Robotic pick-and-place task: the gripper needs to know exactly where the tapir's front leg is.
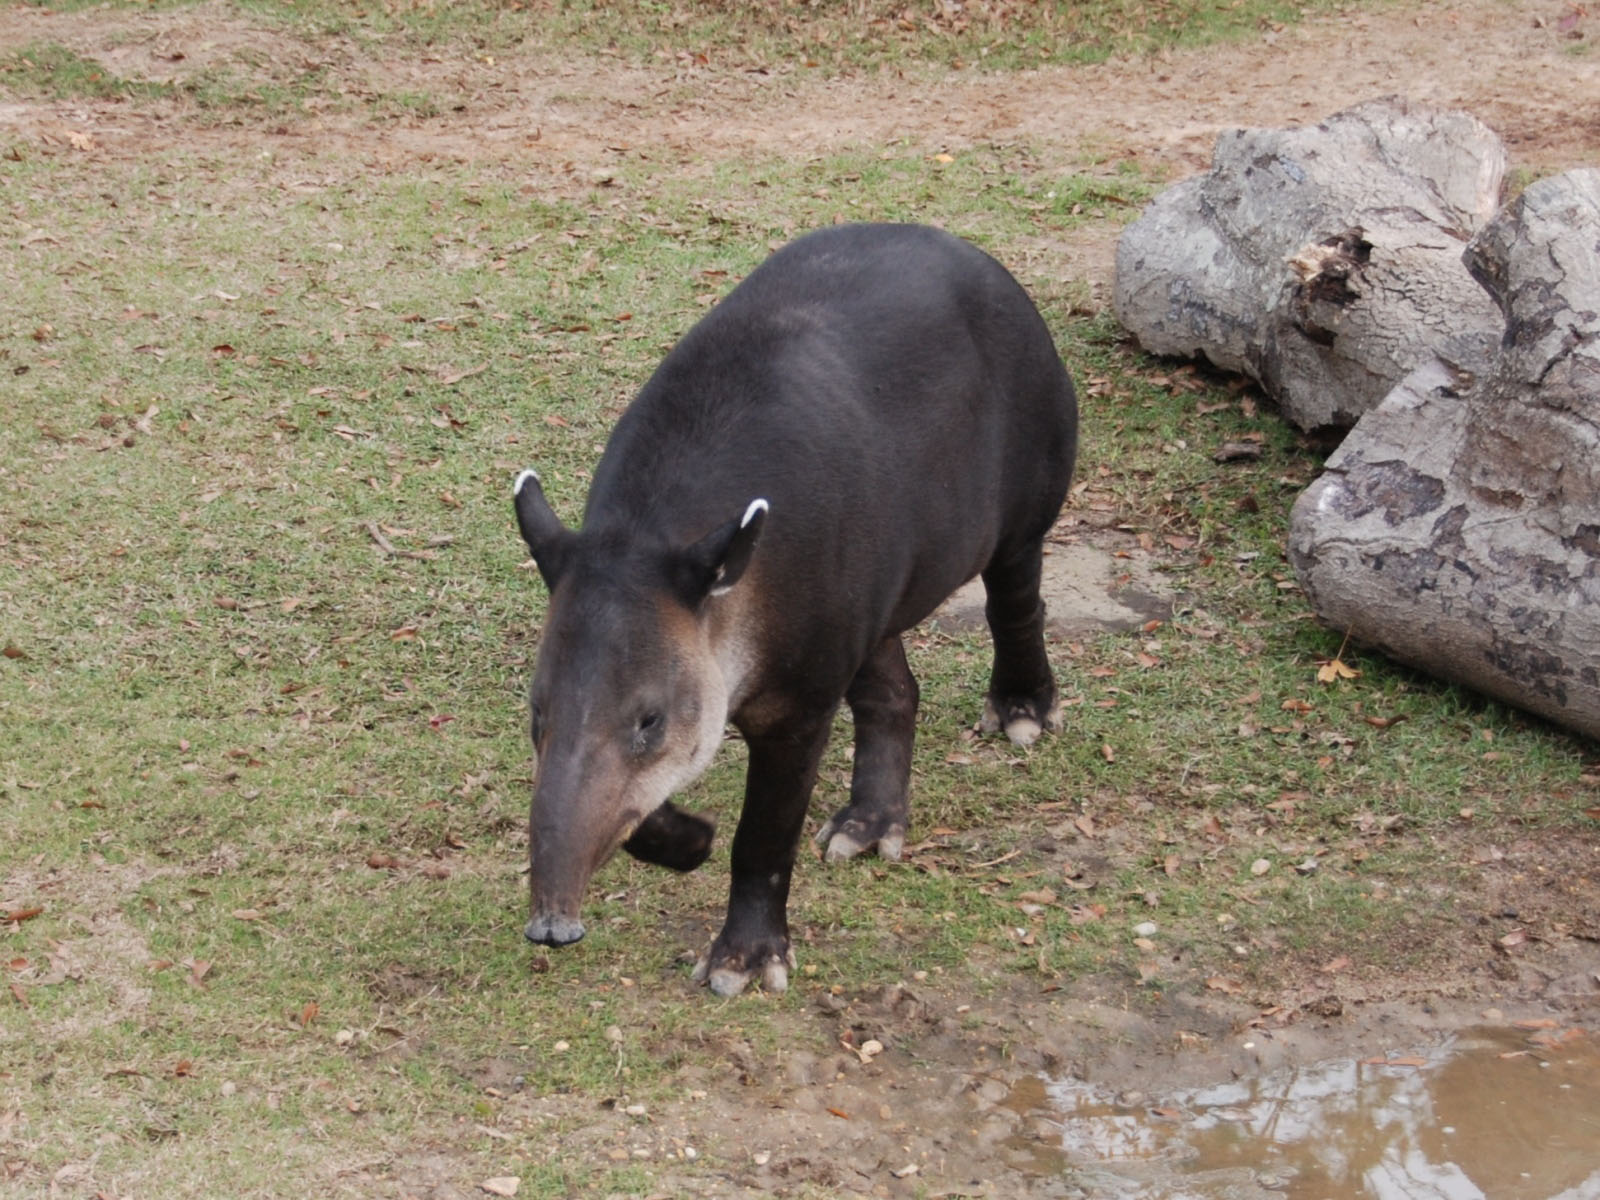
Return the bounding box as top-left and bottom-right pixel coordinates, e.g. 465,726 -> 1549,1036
692,710 -> 834,998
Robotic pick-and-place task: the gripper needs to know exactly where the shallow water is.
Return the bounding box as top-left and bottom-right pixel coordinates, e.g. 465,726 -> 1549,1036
1012,1024 -> 1600,1199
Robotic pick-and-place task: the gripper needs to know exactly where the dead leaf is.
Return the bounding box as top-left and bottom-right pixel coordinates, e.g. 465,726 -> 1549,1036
1363,1055 -> 1427,1068
231,909 -> 262,922
1100,743 -> 1116,763
1205,976 -> 1243,995
2,644 -> 27,660
1316,657 -> 1360,683
437,363 -> 487,386
1213,441 -> 1263,463
3,906 -> 43,923
1068,903 -> 1105,925
299,1001 -> 319,1027
1074,814 -> 1097,839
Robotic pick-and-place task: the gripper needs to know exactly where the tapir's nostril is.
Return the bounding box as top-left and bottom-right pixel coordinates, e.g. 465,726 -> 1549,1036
524,914 -> 586,947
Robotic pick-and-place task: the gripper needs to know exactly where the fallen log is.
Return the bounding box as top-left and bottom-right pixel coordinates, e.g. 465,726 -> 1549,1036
1114,97 -> 1506,435
1289,168 -> 1600,740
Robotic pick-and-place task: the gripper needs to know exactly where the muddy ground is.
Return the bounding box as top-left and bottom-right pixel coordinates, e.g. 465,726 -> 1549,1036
4,1 -> 1598,1196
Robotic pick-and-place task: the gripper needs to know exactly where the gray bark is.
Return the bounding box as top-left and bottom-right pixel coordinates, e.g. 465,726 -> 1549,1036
1289,168 -> 1600,741
1114,97 -> 1507,434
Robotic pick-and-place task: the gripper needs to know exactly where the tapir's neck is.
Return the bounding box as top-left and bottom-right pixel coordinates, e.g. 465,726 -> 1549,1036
706,586 -> 760,720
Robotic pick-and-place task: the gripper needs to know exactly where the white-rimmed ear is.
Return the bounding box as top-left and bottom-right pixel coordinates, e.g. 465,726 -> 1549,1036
678,498 -> 768,604
513,468 -> 575,589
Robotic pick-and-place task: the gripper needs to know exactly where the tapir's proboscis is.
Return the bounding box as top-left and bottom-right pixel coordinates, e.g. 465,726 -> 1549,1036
513,223 -> 1078,997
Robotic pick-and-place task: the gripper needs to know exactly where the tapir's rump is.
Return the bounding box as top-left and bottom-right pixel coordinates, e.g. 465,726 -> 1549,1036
514,223 -> 1078,996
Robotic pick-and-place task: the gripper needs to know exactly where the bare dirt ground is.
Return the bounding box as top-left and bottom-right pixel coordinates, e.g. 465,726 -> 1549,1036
5,2 -> 1598,1195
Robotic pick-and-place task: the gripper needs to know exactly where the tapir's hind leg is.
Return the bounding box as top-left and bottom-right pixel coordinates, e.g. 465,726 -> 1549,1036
979,540 -> 1060,747
815,634 -> 918,863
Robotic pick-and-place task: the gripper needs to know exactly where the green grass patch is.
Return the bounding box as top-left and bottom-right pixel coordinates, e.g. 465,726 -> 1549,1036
3,42 -> 176,100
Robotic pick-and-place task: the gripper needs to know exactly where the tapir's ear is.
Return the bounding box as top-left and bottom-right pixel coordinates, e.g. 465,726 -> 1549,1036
513,469 -> 575,590
677,498 -> 768,605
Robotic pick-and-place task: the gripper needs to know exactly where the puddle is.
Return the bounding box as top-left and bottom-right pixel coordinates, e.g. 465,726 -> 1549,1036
1010,1024 -> 1599,1199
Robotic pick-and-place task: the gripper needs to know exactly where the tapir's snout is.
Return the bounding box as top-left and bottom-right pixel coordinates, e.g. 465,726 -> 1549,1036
524,912 -> 586,946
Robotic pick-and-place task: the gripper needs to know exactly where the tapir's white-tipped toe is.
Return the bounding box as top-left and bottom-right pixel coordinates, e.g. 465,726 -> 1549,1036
708,967 -> 751,998
876,830 -> 905,862
1004,716 -> 1042,747
824,829 -> 867,863
760,956 -> 791,994
979,697 -> 1003,736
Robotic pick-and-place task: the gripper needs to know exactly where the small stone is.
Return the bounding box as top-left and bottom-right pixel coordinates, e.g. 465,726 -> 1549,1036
1251,858 -> 1272,876
624,1104 -> 647,1118
1133,921 -> 1159,937
480,1177 -> 520,1197
552,1040 -> 570,1053
753,1151 -> 771,1166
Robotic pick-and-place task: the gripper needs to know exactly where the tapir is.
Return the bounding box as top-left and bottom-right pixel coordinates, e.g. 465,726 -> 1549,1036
513,222 -> 1078,997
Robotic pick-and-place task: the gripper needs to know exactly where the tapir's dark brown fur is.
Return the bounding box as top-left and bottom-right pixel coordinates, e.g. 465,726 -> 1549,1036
514,223 -> 1077,996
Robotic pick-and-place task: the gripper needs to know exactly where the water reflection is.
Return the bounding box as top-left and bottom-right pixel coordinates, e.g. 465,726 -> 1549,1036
1032,1025 -> 1599,1199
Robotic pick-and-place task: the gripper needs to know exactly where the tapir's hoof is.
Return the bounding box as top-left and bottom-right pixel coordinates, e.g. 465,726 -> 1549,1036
980,694 -> 1063,748
814,814 -> 906,863
691,947 -> 796,997
622,801 -> 715,873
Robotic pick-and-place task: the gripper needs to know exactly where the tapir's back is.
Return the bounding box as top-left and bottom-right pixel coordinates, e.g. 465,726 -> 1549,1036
585,223 -> 1077,651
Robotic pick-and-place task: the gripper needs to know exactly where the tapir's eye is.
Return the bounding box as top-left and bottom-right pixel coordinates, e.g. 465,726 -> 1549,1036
631,711 -> 665,756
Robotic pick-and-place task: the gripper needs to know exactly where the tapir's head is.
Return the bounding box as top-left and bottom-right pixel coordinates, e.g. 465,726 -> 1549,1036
512,469 -> 767,948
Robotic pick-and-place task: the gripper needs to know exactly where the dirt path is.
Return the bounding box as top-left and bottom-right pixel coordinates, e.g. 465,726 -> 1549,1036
6,0 -> 1595,304
6,0 -> 1598,191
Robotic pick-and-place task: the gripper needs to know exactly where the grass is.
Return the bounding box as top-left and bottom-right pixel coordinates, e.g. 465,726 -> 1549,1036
3,0 -> 1596,1196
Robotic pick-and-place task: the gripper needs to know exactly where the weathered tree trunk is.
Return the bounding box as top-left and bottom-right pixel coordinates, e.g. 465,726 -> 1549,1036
1290,169 -> 1600,740
1114,97 -> 1507,435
